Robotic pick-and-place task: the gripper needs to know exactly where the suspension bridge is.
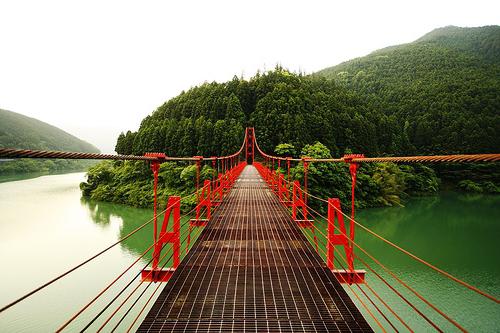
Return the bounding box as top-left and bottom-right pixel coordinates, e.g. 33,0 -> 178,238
0,128 -> 499,332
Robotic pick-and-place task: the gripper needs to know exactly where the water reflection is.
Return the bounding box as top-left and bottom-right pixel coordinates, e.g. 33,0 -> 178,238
356,192 -> 500,273
80,197 -> 202,265
80,197 -> 154,258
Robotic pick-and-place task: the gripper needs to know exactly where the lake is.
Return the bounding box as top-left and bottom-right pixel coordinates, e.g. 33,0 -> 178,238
0,172 -> 498,332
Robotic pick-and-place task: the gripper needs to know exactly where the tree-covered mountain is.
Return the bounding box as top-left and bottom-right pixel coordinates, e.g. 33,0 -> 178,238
315,25 -> 500,154
0,108 -> 99,175
0,108 -> 99,152
82,26 -> 500,209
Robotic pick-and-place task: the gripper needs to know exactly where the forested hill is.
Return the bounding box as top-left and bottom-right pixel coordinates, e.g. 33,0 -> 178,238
115,71 -> 373,157
0,109 -> 99,175
0,108 -> 99,152
116,26 -> 499,159
315,25 -> 500,154
84,26 -> 500,208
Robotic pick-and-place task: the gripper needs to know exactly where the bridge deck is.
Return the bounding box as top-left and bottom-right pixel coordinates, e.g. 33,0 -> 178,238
138,165 -> 372,332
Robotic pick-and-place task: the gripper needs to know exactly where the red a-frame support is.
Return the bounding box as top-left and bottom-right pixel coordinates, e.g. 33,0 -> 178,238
142,196 -> 181,282
327,198 -> 365,284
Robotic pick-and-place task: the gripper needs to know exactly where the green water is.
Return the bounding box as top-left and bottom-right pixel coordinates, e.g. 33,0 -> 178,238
0,173 -> 498,332
305,193 -> 500,332
0,173 -> 201,332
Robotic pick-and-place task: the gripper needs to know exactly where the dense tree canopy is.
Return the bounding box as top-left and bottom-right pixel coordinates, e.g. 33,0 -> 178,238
316,25 -> 500,154
85,26 -> 500,209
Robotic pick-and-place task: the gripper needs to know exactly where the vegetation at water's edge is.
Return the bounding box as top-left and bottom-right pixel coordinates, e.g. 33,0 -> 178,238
80,160 -> 213,210
81,142 -> 444,211
81,26 -> 500,209
0,108 -> 99,175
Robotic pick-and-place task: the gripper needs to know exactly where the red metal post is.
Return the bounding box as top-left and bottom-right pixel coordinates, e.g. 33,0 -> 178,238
190,180 -> 211,225
151,162 -> 160,246
327,197 -> 365,284
292,180 -> 309,221
194,156 -> 203,202
343,154 -> 364,257
245,127 -> 255,164
144,152 -> 166,248
349,163 -> 358,239
211,157 -> 217,183
287,157 -> 291,183
302,157 -> 310,207
142,195 -> 180,282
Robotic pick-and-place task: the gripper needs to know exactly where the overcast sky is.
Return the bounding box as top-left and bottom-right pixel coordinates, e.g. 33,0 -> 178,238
0,1 -> 498,153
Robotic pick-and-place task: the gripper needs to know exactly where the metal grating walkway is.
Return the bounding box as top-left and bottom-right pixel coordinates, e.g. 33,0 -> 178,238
138,165 -> 372,332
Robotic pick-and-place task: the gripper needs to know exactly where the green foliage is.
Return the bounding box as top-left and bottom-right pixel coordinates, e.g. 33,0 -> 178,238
457,180 -> 500,194
316,26 -> 500,155
80,160 -> 215,209
286,142 -> 440,211
458,180 -> 484,193
83,27 -> 500,207
274,143 -> 297,157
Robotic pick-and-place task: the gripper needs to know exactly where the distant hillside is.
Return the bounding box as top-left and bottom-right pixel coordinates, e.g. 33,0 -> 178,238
0,109 -> 99,152
315,25 -> 500,154
0,109 -> 99,176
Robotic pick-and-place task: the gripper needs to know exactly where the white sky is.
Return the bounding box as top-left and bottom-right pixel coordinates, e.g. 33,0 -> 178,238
0,0 -> 498,153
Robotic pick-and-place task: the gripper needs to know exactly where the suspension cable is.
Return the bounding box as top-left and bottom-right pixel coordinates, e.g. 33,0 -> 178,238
300,201 -> 466,332
256,166 -> 459,331
277,170 -> 500,304
55,189 -> 206,331
300,224 -> 396,332
296,198 -> 445,331
85,165 -> 240,331
0,202 -> 172,314
332,203 -> 500,303
87,206 -> 207,332
270,176 -> 415,332
118,211 -> 210,332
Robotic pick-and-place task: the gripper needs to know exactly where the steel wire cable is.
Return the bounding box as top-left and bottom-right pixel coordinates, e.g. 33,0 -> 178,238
0,198 -> 180,314
296,212 -> 408,332
258,175 -> 385,332
292,191 -> 426,332
119,222 -> 211,333
256,165 -> 445,332
259,170 -> 395,332
330,203 -> 500,303
64,203 -> 208,332
89,207 -> 208,332
55,190 -> 204,332
137,173 -> 245,331
0,130 -> 245,163
253,133 -> 500,164
275,169 -> 500,304
122,182 -> 240,332
300,225 -> 399,332
100,166 -> 247,331
299,203 -> 439,332
299,200 -> 466,332
97,167 -> 242,331
302,204 -> 447,332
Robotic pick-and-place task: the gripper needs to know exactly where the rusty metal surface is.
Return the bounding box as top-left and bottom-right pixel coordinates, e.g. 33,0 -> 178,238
138,166 -> 372,332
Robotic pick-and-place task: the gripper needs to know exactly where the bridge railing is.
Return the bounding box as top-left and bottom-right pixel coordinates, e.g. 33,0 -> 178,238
251,127 -> 499,332
0,132 -> 249,331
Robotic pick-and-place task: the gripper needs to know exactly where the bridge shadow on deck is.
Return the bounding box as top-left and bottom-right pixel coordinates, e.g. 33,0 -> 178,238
138,165 -> 372,333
